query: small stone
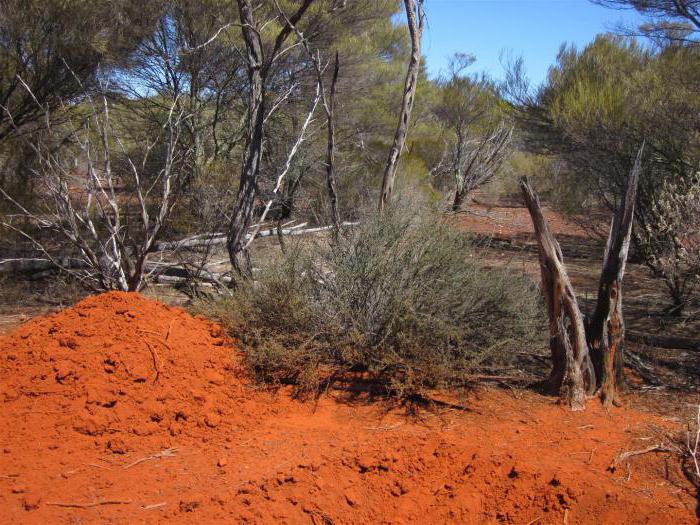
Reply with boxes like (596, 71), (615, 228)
(58, 337), (78, 350)
(344, 489), (361, 507)
(217, 457), (227, 467)
(179, 500), (200, 512)
(204, 370), (225, 386)
(106, 438), (128, 454)
(23, 494), (41, 511)
(204, 412), (221, 428)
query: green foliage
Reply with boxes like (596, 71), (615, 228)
(492, 152), (558, 201)
(528, 34), (700, 306)
(428, 56), (511, 198)
(0, 0), (160, 143)
(195, 205), (544, 398)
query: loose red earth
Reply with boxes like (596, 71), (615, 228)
(0, 292), (697, 524)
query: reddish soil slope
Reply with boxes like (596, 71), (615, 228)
(0, 293), (696, 524)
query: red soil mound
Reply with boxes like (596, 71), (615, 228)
(0, 292), (247, 449)
(0, 293), (696, 524)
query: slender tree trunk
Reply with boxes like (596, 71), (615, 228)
(227, 0), (265, 274)
(520, 177), (594, 410)
(587, 145), (642, 406)
(452, 189), (467, 211)
(378, 0), (424, 211)
(325, 51), (341, 239)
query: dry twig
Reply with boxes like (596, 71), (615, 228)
(142, 502), (167, 510)
(688, 405), (700, 480)
(123, 447), (177, 470)
(610, 444), (671, 470)
(46, 500), (131, 508)
(143, 340), (161, 383)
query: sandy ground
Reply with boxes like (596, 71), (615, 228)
(0, 292), (697, 524)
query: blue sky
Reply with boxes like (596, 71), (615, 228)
(423, 0), (645, 85)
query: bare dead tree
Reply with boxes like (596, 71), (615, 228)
(586, 145), (642, 406)
(378, 0), (425, 211)
(520, 177), (593, 410)
(0, 82), (192, 291)
(226, 0), (315, 274)
(243, 81), (322, 251)
(273, 1), (342, 239)
(451, 124), (512, 211)
(520, 145), (643, 409)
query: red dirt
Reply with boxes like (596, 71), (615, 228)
(455, 198), (587, 240)
(0, 292), (696, 524)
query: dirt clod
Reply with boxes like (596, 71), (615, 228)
(22, 495), (40, 511)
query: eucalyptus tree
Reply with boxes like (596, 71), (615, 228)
(593, 0), (700, 45)
(378, 0), (425, 211)
(510, 35), (700, 311)
(0, 0), (159, 144)
(432, 54), (511, 210)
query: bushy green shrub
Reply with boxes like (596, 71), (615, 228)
(196, 205), (544, 398)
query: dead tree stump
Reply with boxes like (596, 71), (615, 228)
(520, 178), (593, 410)
(587, 146), (642, 406)
(520, 145), (643, 409)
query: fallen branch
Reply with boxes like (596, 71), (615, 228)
(123, 447), (177, 470)
(46, 499), (132, 508)
(0, 257), (87, 274)
(2, 223), (361, 274)
(627, 331), (700, 353)
(609, 444), (671, 470)
(624, 351), (662, 386)
(142, 502), (167, 510)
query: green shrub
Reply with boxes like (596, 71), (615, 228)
(195, 205), (544, 398)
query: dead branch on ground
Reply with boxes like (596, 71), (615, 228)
(46, 500), (132, 508)
(609, 444), (671, 471)
(123, 447), (178, 470)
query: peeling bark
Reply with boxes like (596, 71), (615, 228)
(378, 0), (424, 211)
(587, 145), (642, 406)
(520, 144), (643, 409)
(520, 177), (593, 409)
